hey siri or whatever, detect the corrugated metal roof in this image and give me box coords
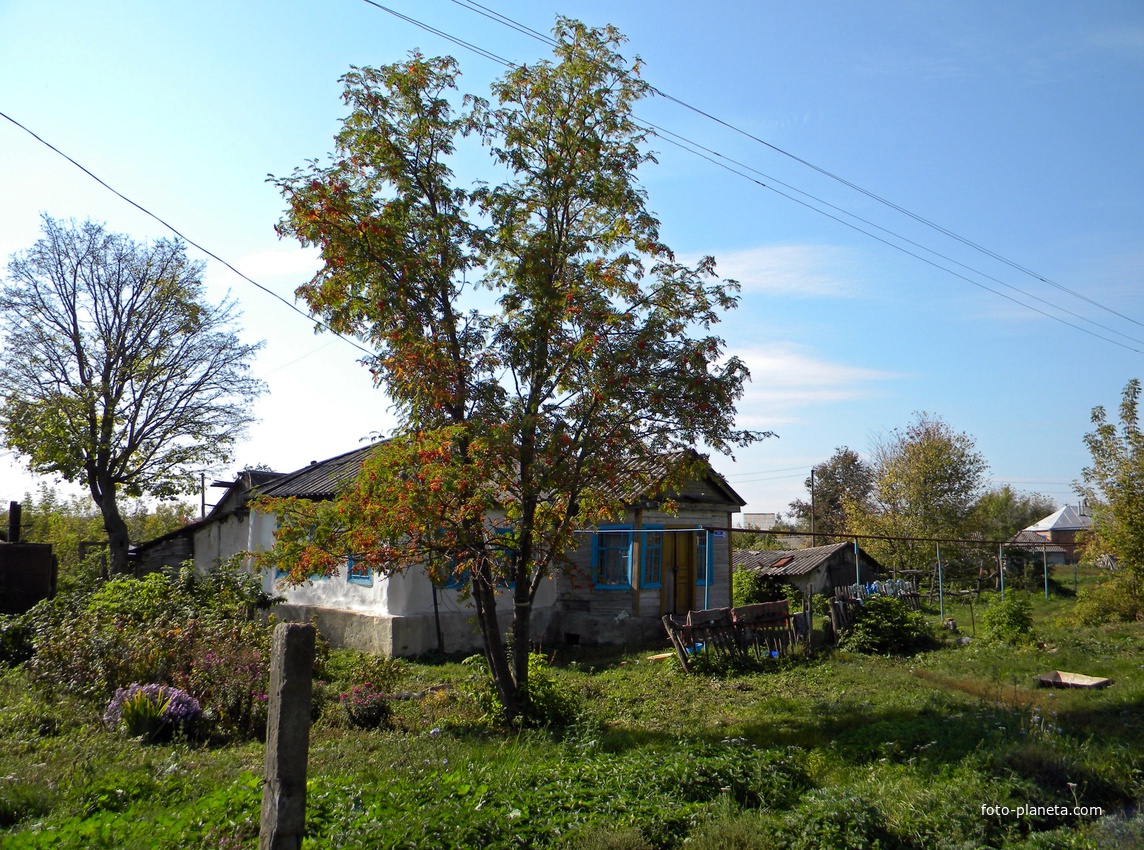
[734,542,854,577]
[1025,505,1092,533]
[251,442,745,507]
[256,443,382,500]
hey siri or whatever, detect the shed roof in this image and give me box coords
[733,542,879,578]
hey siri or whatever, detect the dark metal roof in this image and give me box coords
[255,443,382,500]
[734,542,882,577]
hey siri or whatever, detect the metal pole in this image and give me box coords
[810,468,816,546]
[937,543,944,621]
[999,544,1005,601]
[1043,545,1049,600]
[704,529,711,610]
[854,538,860,588]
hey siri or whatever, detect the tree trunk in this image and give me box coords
[92,480,132,575]
[471,564,522,723]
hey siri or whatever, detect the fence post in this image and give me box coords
[260,622,316,850]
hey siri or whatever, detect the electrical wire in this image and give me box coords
[0,111,376,359]
[393,0,1144,338]
[649,129,1144,354]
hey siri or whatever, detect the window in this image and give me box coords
[695,529,714,586]
[641,526,664,587]
[347,554,372,586]
[594,526,632,589]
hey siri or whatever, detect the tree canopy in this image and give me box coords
[262,19,765,722]
[0,216,263,573]
[788,446,873,541]
[850,412,988,578]
[1078,378,1144,573]
[970,484,1057,543]
[2,486,193,592]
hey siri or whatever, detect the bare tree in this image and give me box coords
[0,216,264,573]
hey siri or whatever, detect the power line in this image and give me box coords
[0,111,375,359]
[393,0,1144,342]
[645,121,1144,348]
[649,130,1144,354]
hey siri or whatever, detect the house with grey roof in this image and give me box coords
[134,444,745,657]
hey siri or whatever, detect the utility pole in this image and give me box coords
[810,468,816,546]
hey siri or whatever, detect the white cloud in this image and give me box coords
[732,342,904,427]
[704,244,862,298]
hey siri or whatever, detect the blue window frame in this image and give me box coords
[695,528,714,586]
[347,554,372,586]
[594,526,633,589]
[641,525,664,588]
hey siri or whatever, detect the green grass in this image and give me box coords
[2,589,1142,849]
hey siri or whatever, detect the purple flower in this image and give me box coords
[104,683,202,730]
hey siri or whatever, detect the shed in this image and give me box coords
[734,542,883,597]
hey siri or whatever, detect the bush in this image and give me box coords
[177,622,270,741]
[104,683,201,742]
[340,683,392,729]
[980,593,1035,643]
[779,790,895,850]
[0,612,34,667]
[463,651,580,728]
[20,566,278,742]
[1072,572,1144,624]
[839,595,937,656]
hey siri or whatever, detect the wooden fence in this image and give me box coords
[662,600,810,673]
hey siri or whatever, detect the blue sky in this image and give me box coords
[2,0,1142,517]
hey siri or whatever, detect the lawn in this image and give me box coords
[1,582,1142,849]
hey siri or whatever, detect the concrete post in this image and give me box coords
[259,622,316,850]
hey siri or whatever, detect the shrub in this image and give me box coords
[980,593,1035,643]
[0,612,34,667]
[178,623,270,741]
[521,653,580,727]
[20,567,277,742]
[340,683,392,729]
[1072,572,1144,624]
[104,683,201,742]
[839,595,937,656]
[779,790,895,850]
[463,651,579,728]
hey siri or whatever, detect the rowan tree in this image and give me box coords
[0,216,263,573]
[262,20,764,722]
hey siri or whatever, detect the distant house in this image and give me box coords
[132,445,745,657]
[733,542,883,597]
[1006,530,1068,566]
[1022,504,1091,565]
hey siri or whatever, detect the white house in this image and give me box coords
[132,445,746,657]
